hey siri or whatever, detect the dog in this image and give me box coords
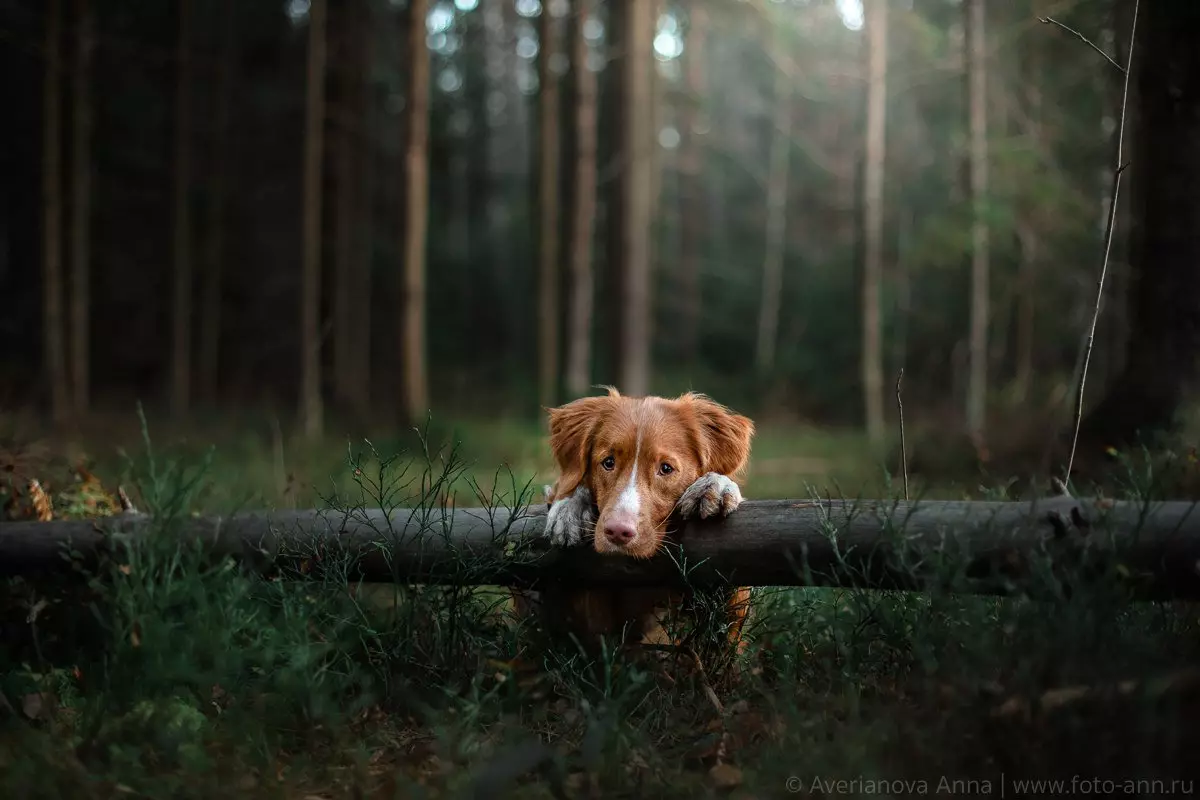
[513,387,756,671]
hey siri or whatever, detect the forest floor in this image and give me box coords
[2,405,1200,798]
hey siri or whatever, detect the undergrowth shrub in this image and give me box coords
[0,411,1198,797]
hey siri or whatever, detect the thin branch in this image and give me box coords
[896,369,909,501]
[1038,16,1126,74]
[1064,0,1139,485]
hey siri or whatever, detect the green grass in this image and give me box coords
[2,408,1200,798]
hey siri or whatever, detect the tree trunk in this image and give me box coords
[171,0,193,418]
[42,0,69,425]
[537,6,562,409]
[1077,0,1200,450]
[564,0,597,399]
[69,0,93,417]
[614,0,653,397]
[9,496,1200,601]
[965,0,990,442]
[861,0,887,446]
[464,8,490,359]
[1013,0,1046,403]
[353,3,374,417]
[755,31,792,377]
[647,0,664,291]
[200,0,234,406]
[300,0,327,439]
[677,4,705,368]
[401,0,431,422]
[333,1,359,415]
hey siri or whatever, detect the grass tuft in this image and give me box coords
[1,410,1199,797]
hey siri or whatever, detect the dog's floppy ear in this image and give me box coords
[545,393,614,499]
[680,393,755,480]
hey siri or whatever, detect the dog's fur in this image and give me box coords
[514,387,756,660]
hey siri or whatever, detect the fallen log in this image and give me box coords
[1,495,1199,600]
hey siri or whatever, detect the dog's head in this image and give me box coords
[545,387,755,558]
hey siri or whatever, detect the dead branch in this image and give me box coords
[1063,1,1140,484]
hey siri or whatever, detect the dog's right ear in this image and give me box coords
[546,394,612,499]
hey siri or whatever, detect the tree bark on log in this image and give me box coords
[3,497,1200,600]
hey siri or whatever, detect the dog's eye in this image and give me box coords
[601,455,616,471]
[658,462,674,476]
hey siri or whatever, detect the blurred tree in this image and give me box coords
[612,0,653,397]
[69,0,93,416]
[1078,0,1200,449]
[333,0,362,418]
[170,0,193,418]
[676,4,705,368]
[861,0,887,445]
[300,0,327,438]
[463,3,489,357]
[352,0,374,413]
[42,0,69,424]
[537,0,562,408]
[565,0,597,400]
[755,12,792,378]
[965,0,989,442]
[1013,0,1045,403]
[200,0,235,406]
[401,0,431,423]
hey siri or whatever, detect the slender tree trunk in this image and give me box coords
[401,0,431,422]
[537,5,562,408]
[965,0,990,441]
[1014,86,1041,402]
[614,0,653,397]
[353,4,374,416]
[334,1,359,414]
[300,0,327,438]
[200,0,234,405]
[861,0,887,446]
[755,34,792,377]
[464,8,489,353]
[565,0,597,399]
[1078,0,1200,450]
[677,4,705,368]
[170,0,193,418]
[647,0,664,285]
[69,0,93,417]
[42,0,69,424]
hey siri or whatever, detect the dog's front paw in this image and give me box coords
[678,473,743,520]
[542,485,595,546]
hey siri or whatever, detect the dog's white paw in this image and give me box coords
[542,485,595,546]
[678,473,743,520]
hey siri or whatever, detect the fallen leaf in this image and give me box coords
[709,762,743,789]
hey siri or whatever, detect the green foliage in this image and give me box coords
[2,412,1199,796]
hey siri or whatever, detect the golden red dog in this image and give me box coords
[515,387,756,663]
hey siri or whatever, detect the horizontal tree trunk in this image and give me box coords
[4,497,1200,600]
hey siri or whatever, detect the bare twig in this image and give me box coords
[895,369,909,501]
[1038,16,1126,74]
[1064,0,1139,486]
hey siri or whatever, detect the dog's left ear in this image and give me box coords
[681,393,755,479]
